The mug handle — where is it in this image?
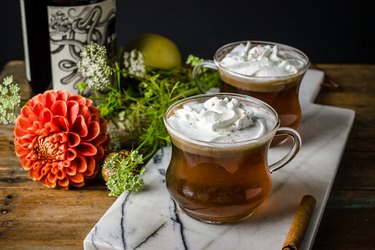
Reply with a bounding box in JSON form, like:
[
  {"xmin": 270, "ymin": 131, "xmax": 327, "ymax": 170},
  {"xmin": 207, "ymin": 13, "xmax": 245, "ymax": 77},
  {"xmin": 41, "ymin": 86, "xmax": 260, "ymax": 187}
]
[
  {"xmin": 269, "ymin": 127, "xmax": 302, "ymax": 173},
  {"xmin": 192, "ymin": 60, "xmax": 218, "ymax": 93}
]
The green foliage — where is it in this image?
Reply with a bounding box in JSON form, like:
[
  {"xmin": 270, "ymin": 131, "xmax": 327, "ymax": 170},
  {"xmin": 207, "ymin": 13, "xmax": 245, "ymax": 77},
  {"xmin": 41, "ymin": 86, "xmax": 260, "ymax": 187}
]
[{"xmin": 78, "ymin": 44, "xmax": 219, "ymax": 196}]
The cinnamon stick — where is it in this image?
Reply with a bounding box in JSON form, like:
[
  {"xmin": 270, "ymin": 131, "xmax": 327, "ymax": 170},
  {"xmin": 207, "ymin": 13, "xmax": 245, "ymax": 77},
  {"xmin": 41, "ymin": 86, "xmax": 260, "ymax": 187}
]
[{"xmin": 282, "ymin": 195, "xmax": 316, "ymax": 250}]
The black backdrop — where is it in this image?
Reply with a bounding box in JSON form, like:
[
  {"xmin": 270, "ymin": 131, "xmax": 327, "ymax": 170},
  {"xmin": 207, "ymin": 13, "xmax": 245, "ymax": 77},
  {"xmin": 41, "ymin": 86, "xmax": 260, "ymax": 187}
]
[{"xmin": 0, "ymin": 0, "xmax": 373, "ymax": 70}]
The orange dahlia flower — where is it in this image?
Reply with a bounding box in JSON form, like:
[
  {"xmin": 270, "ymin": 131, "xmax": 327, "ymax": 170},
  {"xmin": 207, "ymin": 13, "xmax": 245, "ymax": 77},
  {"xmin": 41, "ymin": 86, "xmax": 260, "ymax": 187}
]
[{"xmin": 14, "ymin": 90, "xmax": 108, "ymax": 188}]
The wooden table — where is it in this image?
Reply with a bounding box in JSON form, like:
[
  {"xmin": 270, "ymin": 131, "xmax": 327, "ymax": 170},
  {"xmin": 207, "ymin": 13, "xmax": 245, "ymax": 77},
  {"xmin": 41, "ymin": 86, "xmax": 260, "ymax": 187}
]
[{"xmin": 1, "ymin": 61, "xmax": 374, "ymax": 249}]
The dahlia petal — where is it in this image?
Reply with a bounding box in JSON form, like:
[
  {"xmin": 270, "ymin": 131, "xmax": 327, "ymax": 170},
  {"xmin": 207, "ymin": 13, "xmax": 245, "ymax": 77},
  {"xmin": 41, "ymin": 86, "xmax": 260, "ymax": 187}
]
[
  {"xmin": 85, "ymin": 121, "xmax": 100, "ymax": 141},
  {"xmin": 54, "ymin": 132, "xmax": 68, "ymax": 143},
  {"xmin": 40, "ymin": 108, "xmax": 53, "ymax": 123},
  {"xmin": 44, "ymin": 121, "xmax": 60, "ymax": 133},
  {"xmin": 72, "ymin": 115, "xmax": 88, "ymax": 137},
  {"xmin": 14, "ymin": 126, "xmax": 28, "ymax": 137},
  {"xmin": 56, "ymin": 90, "xmax": 70, "ymax": 101},
  {"xmin": 20, "ymin": 133, "xmax": 36, "ymax": 143},
  {"xmin": 26, "ymin": 151, "xmax": 38, "ymax": 161},
  {"xmin": 66, "ymin": 148, "xmax": 77, "ymax": 161},
  {"xmin": 99, "ymin": 117, "xmax": 107, "ymax": 132},
  {"xmin": 20, "ymin": 158, "xmax": 32, "ymax": 170},
  {"xmin": 47, "ymin": 173, "xmax": 57, "ymax": 184},
  {"xmin": 67, "ymin": 101, "xmax": 79, "ymax": 124},
  {"xmin": 16, "ymin": 116, "xmax": 33, "ymax": 131},
  {"xmin": 41, "ymin": 176, "xmax": 57, "ymax": 188},
  {"xmin": 75, "ymin": 142, "xmax": 97, "ymax": 156},
  {"xmin": 51, "ymin": 100, "xmax": 67, "ymax": 117},
  {"xmin": 51, "ymin": 165, "xmax": 59, "ymax": 174},
  {"xmin": 74, "ymin": 156, "xmax": 87, "ymax": 173},
  {"xmin": 67, "ymin": 132, "xmax": 81, "ymax": 147},
  {"xmin": 29, "ymin": 93, "xmax": 42, "ymax": 106},
  {"xmin": 58, "ymin": 178, "xmax": 69, "ymax": 188},
  {"xmin": 86, "ymin": 98, "xmax": 93, "ymax": 106},
  {"xmin": 70, "ymin": 95, "xmax": 86, "ymax": 106},
  {"xmin": 79, "ymin": 106, "xmax": 91, "ymax": 123},
  {"xmin": 41, "ymin": 165, "xmax": 52, "ymax": 176},
  {"xmin": 66, "ymin": 165, "xmax": 77, "ymax": 176},
  {"xmin": 44, "ymin": 90, "xmax": 57, "ymax": 108},
  {"xmin": 70, "ymin": 181, "xmax": 85, "ymax": 188},
  {"xmin": 30, "ymin": 162, "xmax": 44, "ymax": 181},
  {"xmin": 56, "ymin": 169, "xmax": 66, "ymax": 180},
  {"xmin": 58, "ymin": 160, "xmax": 70, "ymax": 169},
  {"xmin": 89, "ymin": 106, "xmax": 99, "ymax": 117},
  {"xmin": 83, "ymin": 157, "xmax": 96, "ymax": 177},
  {"xmin": 32, "ymin": 120, "xmax": 43, "ymax": 131},
  {"xmin": 21, "ymin": 105, "xmax": 34, "ymax": 118},
  {"xmin": 15, "ymin": 146, "xmax": 29, "ymax": 157},
  {"xmin": 94, "ymin": 146, "xmax": 105, "ymax": 161},
  {"xmin": 52, "ymin": 116, "xmax": 70, "ymax": 132},
  {"xmin": 92, "ymin": 134, "xmax": 108, "ymax": 147},
  {"xmin": 32, "ymin": 103, "xmax": 45, "ymax": 116},
  {"xmin": 69, "ymin": 172, "xmax": 84, "ymax": 183}
]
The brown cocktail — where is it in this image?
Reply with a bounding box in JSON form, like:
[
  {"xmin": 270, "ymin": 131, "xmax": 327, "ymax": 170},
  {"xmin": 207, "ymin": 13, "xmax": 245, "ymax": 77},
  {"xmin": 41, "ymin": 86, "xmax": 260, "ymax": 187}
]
[
  {"xmin": 193, "ymin": 41, "xmax": 309, "ymax": 129},
  {"xmin": 164, "ymin": 93, "xmax": 301, "ymax": 223}
]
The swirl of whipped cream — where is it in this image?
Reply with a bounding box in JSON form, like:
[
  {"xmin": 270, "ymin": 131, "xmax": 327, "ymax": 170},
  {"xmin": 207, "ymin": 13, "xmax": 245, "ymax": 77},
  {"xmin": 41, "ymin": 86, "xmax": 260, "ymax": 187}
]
[
  {"xmin": 167, "ymin": 96, "xmax": 270, "ymax": 143},
  {"xmin": 220, "ymin": 42, "xmax": 307, "ymax": 77}
]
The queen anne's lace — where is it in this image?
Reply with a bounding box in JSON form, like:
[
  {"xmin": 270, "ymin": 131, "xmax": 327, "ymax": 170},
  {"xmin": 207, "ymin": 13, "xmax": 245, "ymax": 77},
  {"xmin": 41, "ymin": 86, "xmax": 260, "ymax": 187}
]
[
  {"xmin": 123, "ymin": 49, "xmax": 146, "ymax": 78},
  {"xmin": 0, "ymin": 76, "xmax": 21, "ymax": 125},
  {"xmin": 78, "ymin": 43, "xmax": 113, "ymax": 90}
]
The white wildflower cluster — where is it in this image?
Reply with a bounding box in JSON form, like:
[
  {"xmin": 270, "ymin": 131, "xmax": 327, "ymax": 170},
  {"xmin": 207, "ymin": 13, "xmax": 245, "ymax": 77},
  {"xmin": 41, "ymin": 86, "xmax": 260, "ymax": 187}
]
[
  {"xmin": 123, "ymin": 49, "xmax": 146, "ymax": 78},
  {"xmin": 78, "ymin": 43, "xmax": 113, "ymax": 90},
  {"xmin": 0, "ymin": 76, "xmax": 21, "ymax": 125}
]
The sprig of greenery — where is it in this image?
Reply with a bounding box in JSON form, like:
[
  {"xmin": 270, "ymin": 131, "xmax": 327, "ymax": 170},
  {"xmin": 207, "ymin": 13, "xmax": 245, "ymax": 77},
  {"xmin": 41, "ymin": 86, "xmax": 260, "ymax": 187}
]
[
  {"xmin": 103, "ymin": 150, "xmax": 145, "ymax": 196},
  {"xmin": 78, "ymin": 43, "xmax": 219, "ymax": 196},
  {"xmin": 0, "ymin": 76, "xmax": 21, "ymax": 125}
]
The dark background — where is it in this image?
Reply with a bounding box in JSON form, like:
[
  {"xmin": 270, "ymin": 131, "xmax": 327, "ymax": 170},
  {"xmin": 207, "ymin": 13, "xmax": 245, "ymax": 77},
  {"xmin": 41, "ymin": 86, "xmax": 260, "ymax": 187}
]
[{"xmin": 0, "ymin": 0, "xmax": 373, "ymax": 70}]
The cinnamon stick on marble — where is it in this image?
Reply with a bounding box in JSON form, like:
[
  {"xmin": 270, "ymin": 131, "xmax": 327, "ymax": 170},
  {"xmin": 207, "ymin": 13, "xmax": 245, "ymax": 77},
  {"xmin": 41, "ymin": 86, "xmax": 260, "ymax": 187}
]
[{"xmin": 282, "ymin": 195, "xmax": 316, "ymax": 250}]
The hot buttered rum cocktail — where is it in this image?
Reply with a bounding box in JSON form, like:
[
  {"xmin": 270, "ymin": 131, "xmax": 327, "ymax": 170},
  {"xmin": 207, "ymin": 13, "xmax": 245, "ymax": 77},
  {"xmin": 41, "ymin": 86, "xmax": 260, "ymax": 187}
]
[
  {"xmin": 164, "ymin": 93, "xmax": 301, "ymax": 223},
  {"xmin": 194, "ymin": 41, "xmax": 309, "ymax": 129}
]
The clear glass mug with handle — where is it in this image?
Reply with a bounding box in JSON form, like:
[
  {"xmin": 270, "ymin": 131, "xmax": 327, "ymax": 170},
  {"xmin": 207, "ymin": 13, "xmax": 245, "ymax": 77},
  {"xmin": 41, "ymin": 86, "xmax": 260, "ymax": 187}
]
[
  {"xmin": 193, "ymin": 41, "xmax": 310, "ymax": 130},
  {"xmin": 163, "ymin": 93, "xmax": 302, "ymax": 223}
]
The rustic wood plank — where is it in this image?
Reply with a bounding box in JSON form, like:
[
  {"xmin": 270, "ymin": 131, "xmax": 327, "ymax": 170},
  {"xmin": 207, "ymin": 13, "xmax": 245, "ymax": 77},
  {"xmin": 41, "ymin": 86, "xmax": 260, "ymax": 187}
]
[
  {"xmin": 0, "ymin": 188, "xmax": 115, "ymax": 250},
  {"xmin": 312, "ymin": 64, "xmax": 375, "ymax": 249}
]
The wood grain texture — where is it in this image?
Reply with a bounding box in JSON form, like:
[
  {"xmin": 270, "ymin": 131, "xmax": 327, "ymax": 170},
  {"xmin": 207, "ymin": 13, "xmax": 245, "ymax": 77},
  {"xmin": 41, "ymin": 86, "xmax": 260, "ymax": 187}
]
[
  {"xmin": 313, "ymin": 64, "xmax": 375, "ymax": 250},
  {"xmin": 1, "ymin": 62, "xmax": 374, "ymax": 249}
]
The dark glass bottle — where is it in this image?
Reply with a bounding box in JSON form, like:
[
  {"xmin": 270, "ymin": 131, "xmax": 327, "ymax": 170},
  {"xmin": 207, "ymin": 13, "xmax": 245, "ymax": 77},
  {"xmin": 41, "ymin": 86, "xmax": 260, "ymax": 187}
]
[
  {"xmin": 20, "ymin": 0, "xmax": 52, "ymax": 94},
  {"xmin": 20, "ymin": 0, "xmax": 116, "ymax": 94}
]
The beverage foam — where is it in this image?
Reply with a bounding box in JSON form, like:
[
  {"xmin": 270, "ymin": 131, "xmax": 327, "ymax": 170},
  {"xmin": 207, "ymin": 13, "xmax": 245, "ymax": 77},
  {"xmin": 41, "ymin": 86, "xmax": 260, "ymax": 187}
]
[
  {"xmin": 220, "ymin": 42, "xmax": 307, "ymax": 78},
  {"xmin": 166, "ymin": 96, "xmax": 276, "ymax": 143}
]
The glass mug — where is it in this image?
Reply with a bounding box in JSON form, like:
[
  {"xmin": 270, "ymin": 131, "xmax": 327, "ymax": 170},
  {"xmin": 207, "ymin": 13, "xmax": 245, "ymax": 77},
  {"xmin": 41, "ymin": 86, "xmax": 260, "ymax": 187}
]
[
  {"xmin": 193, "ymin": 41, "xmax": 310, "ymax": 129},
  {"xmin": 163, "ymin": 93, "xmax": 301, "ymax": 223}
]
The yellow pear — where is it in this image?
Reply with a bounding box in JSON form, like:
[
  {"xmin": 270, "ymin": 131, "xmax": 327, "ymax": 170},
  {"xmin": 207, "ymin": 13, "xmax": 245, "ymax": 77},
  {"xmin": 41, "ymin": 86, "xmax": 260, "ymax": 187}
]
[{"xmin": 125, "ymin": 33, "xmax": 182, "ymax": 69}]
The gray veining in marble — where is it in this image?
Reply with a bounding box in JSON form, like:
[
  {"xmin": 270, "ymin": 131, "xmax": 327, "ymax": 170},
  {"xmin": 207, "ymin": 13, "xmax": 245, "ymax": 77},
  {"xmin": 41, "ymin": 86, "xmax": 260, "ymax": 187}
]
[{"xmin": 84, "ymin": 69, "xmax": 355, "ymax": 250}]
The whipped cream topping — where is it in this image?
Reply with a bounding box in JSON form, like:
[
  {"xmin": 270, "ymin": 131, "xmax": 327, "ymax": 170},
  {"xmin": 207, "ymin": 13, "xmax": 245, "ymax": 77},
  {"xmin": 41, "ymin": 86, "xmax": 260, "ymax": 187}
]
[
  {"xmin": 220, "ymin": 42, "xmax": 307, "ymax": 77},
  {"xmin": 167, "ymin": 96, "xmax": 275, "ymax": 143}
]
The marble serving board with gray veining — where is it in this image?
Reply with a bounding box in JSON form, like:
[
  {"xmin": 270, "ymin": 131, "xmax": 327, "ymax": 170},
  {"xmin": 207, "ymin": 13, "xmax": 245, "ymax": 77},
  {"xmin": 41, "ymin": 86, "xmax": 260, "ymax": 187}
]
[{"xmin": 84, "ymin": 69, "xmax": 355, "ymax": 250}]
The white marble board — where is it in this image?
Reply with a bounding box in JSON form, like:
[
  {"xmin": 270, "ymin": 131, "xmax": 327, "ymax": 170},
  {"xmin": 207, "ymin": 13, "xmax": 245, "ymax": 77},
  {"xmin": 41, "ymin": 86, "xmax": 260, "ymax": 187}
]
[{"xmin": 84, "ymin": 69, "xmax": 355, "ymax": 250}]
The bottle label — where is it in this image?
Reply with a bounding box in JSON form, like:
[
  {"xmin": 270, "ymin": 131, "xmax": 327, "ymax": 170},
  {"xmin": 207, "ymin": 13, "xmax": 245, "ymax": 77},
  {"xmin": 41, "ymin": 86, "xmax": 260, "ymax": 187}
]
[{"xmin": 47, "ymin": 0, "xmax": 116, "ymax": 94}]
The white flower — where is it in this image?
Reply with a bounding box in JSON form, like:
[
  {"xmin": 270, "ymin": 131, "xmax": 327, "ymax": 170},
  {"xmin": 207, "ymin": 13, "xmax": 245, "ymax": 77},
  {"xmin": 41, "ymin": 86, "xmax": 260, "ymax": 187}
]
[
  {"xmin": 123, "ymin": 49, "xmax": 146, "ymax": 78},
  {"xmin": 78, "ymin": 43, "xmax": 113, "ymax": 90}
]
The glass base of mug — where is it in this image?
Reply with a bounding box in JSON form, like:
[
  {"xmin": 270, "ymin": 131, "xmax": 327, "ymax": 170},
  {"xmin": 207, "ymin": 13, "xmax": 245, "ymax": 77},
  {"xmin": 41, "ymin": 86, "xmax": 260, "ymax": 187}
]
[{"xmin": 179, "ymin": 206, "xmax": 255, "ymax": 224}]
